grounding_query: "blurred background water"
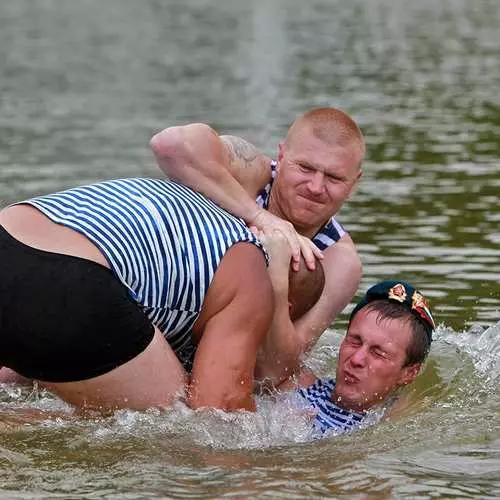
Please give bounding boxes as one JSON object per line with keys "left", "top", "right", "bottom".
{"left": 0, "top": 0, "right": 499, "bottom": 498}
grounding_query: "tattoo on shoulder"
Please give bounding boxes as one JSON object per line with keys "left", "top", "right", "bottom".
{"left": 220, "top": 135, "right": 260, "bottom": 169}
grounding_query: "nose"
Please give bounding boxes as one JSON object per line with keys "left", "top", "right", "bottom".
{"left": 307, "top": 171, "right": 325, "bottom": 195}
{"left": 349, "top": 346, "right": 368, "bottom": 367}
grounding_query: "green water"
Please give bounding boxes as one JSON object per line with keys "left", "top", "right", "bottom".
{"left": 0, "top": 0, "right": 499, "bottom": 497}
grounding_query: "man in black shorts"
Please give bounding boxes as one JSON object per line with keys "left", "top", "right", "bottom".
{"left": 0, "top": 178, "right": 274, "bottom": 413}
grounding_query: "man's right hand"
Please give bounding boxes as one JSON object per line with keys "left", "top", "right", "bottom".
{"left": 250, "top": 208, "right": 323, "bottom": 272}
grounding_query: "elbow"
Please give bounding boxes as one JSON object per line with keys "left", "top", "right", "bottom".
{"left": 150, "top": 123, "right": 216, "bottom": 159}
{"left": 150, "top": 128, "right": 172, "bottom": 158}
{"left": 150, "top": 123, "right": 220, "bottom": 179}
{"left": 149, "top": 125, "right": 184, "bottom": 160}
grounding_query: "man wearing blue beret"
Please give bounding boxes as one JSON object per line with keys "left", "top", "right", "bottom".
{"left": 280, "top": 280, "right": 436, "bottom": 435}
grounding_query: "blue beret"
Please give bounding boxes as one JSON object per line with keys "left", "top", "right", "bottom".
{"left": 349, "top": 280, "right": 435, "bottom": 342}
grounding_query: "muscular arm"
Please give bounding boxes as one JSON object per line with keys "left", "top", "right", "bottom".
{"left": 150, "top": 124, "right": 271, "bottom": 225}
{"left": 189, "top": 243, "right": 274, "bottom": 411}
{"left": 151, "top": 124, "right": 322, "bottom": 269}
{"left": 255, "top": 234, "right": 362, "bottom": 387}
{"left": 151, "top": 123, "right": 361, "bottom": 386}
{"left": 293, "top": 234, "right": 362, "bottom": 352}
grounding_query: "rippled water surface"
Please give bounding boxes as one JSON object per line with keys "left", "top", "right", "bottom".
{"left": 1, "top": 0, "right": 499, "bottom": 497}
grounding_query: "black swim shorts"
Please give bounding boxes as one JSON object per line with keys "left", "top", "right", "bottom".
{"left": 0, "top": 225, "right": 155, "bottom": 382}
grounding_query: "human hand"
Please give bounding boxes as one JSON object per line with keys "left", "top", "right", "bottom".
{"left": 250, "top": 208, "right": 323, "bottom": 271}
{"left": 250, "top": 227, "right": 291, "bottom": 292}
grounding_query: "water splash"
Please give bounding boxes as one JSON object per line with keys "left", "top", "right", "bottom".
{"left": 441, "top": 320, "right": 500, "bottom": 385}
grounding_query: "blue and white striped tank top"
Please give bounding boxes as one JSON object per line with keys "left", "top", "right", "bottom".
{"left": 24, "top": 178, "right": 265, "bottom": 356}
{"left": 256, "top": 161, "right": 347, "bottom": 251}
{"left": 297, "top": 378, "right": 364, "bottom": 434}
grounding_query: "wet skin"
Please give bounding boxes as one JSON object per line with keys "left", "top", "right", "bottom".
{"left": 333, "top": 308, "right": 420, "bottom": 412}
{"left": 269, "top": 129, "right": 362, "bottom": 238}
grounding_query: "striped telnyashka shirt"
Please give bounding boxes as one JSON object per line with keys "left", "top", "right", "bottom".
{"left": 297, "top": 378, "right": 364, "bottom": 434}
{"left": 24, "top": 178, "right": 266, "bottom": 357}
{"left": 255, "top": 160, "right": 347, "bottom": 250}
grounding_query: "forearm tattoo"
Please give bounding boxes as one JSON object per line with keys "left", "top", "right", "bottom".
{"left": 220, "top": 135, "right": 260, "bottom": 169}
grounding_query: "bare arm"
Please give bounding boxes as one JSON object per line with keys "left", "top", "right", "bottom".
{"left": 150, "top": 124, "right": 323, "bottom": 269}
{"left": 150, "top": 124, "right": 270, "bottom": 223}
{"left": 219, "top": 134, "right": 272, "bottom": 183}
{"left": 253, "top": 229, "right": 297, "bottom": 388}
{"left": 255, "top": 234, "right": 362, "bottom": 387}
{"left": 293, "top": 235, "right": 362, "bottom": 352}
{"left": 188, "top": 243, "right": 274, "bottom": 411}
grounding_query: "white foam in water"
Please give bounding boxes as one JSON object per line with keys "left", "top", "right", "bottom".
{"left": 0, "top": 334, "right": 344, "bottom": 448}
{"left": 475, "top": 319, "right": 500, "bottom": 379}
{"left": 94, "top": 393, "right": 318, "bottom": 449}
{"left": 441, "top": 320, "right": 500, "bottom": 384}
{"left": 0, "top": 378, "right": 320, "bottom": 448}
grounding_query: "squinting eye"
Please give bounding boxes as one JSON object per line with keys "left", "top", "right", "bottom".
{"left": 346, "top": 336, "right": 361, "bottom": 346}
{"left": 298, "top": 164, "right": 313, "bottom": 172}
{"left": 325, "top": 173, "right": 340, "bottom": 182}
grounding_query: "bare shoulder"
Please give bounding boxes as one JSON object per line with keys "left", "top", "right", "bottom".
{"left": 220, "top": 135, "right": 263, "bottom": 169}
{"left": 193, "top": 243, "right": 273, "bottom": 342}
{"left": 219, "top": 135, "right": 273, "bottom": 195}
{"left": 322, "top": 234, "right": 362, "bottom": 277}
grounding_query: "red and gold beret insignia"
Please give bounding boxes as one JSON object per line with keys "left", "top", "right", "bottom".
{"left": 388, "top": 283, "right": 407, "bottom": 303}
{"left": 411, "top": 291, "right": 436, "bottom": 330}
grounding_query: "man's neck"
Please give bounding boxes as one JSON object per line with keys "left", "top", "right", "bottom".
{"left": 267, "top": 193, "right": 321, "bottom": 240}
{"left": 331, "top": 389, "right": 367, "bottom": 415}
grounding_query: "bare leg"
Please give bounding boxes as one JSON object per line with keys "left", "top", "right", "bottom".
{"left": 0, "top": 207, "right": 187, "bottom": 413}
{"left": 0, "top": 367, "right": 32, "bottom": 385}
{"left": 41, "top": 329, "right": 187, "bottom": 412}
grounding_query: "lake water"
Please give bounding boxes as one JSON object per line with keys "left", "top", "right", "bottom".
{"left": 0, "top": 0, "right": 499, "bottom": 497}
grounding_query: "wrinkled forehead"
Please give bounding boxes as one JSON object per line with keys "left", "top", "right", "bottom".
{"left": 286, "top": 125, "right": 363, "bottom": 171}
{"left": 348, "top": 306, "right": 414, "bottom": 347}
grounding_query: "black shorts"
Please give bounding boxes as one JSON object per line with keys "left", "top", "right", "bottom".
{"left": 0, "top": 225, "right": 155, "bottom": 382}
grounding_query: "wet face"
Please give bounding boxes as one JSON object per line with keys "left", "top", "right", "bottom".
{"left": 333, "top": 308, "right": 421, "bottom": 412}
{"left": 271, "top": 128, "right": 362, "bottom": 237}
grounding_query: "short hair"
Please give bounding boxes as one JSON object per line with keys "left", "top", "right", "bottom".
{"left": 288, "top": 257, "right": 325, "bottom": 322}
{"left": 285, "top": 107, "right": 366, "bottom": 164}
{"left": 349, "top": 300, "right": 431, "bottom": 366}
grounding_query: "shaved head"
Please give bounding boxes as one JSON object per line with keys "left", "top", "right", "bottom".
{"left": 285, "top": 107, "right": 365, "bottom": 168}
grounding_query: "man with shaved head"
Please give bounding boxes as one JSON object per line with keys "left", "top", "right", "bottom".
{"left": 151, "top": 107, "right": 365, "bottom": 387}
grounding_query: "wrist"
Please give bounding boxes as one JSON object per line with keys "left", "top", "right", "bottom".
{"left": 248, "top": 206, "right": 266, "bottom": 227}
{"left": 272, "top": 286, "right": 289, "bottom": 305}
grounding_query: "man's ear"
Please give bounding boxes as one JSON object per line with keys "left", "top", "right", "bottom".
{"left": 345, "top": 168, "right": 362, "bottom": 202}
{"left": 355, "top": 167, "right": 363, "bottom": 183}
{"left": 398, "top": 363, "right": 421, "bottom": 387}
{"left": 277, "top": 143, "right": 285, "bottom": 165}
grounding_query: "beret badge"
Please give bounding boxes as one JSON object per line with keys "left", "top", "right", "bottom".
{"left": 388, "top": 283, "right": 407, "bottom": 303}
